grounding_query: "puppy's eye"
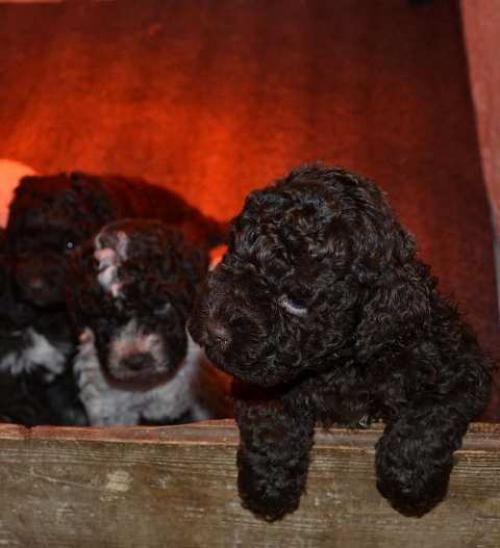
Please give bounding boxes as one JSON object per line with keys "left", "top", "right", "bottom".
{"left": 65, "top": 240, "right": 75, "bottom": 252}
{"left": 278, "top": 295, "right": 308, "bottom": 317}
{"left": 154, "top": 302, "right": 172, "bottom": 317}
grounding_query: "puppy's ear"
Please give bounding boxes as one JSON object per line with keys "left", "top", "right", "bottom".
{"left": 165, "top": 228, "right": 209, "bottom": 290}
{"left": 65, "top": 244, "right": 90, "bottom": 330}
{"left": 353, "top": 229, "right": 434, "bottom": 361}
{"left": 184, "top": 246, "right": 210, "bottom": 290}
{"left": 65, "top": 241, "right": 114, "bottom": 331}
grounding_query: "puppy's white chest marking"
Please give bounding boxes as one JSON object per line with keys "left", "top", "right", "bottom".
{"left": 74, "top": 329, "right": 209, "bottom": 426}
{"left": 0, "top": 328, "right": 68, "bottom": 379}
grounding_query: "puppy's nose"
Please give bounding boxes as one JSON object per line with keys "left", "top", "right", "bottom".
{"left": 121, "top": 353, "right": 155, "bottom": 373}
{"left": 206, "top": 320, "right": 231, "bottom": 349}
{"left": 29, "top": 277, "right": 44, "bottom": 290}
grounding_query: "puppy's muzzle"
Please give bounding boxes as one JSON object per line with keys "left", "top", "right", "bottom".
{"left": 205, "top": 320, "right": 231, "bottom": 351}
{"left": 120, "top": 352, "right": 156, "bottom": 375}
{"left": 13, "top": 254, "right": 65, "bottom": 306}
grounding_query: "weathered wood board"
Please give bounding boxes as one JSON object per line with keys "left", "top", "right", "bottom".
{"left": 0, "top": 420, "right": 499, "bottom": 547}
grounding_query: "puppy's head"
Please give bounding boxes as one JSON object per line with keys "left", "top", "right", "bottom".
{"left": 189, "top": 165, "right": 432, "bottom": 388}
{"left": 7, "top": 172, "right": 112, "bottom": 307}
{"left": 68, "top": 219, "right": 208, "bottom": 390}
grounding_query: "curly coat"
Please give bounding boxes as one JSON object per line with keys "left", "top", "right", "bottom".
{"left": 189, "top": 165, "right": 492, "bottom": 521}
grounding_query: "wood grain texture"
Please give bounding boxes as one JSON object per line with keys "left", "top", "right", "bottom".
{"left": 0, "top": 420, "right": 499, "bottom": 547}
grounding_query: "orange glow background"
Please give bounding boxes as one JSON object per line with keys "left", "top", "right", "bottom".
{"left": 0, "top": 1, "right": 497, "bottom": 363}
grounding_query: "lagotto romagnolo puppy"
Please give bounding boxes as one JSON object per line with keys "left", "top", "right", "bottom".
{"left": 189, "top": 165, "right": 492, "bottom": 521}
{"left": 0, "top": 229, "right": 86, "bottom": 425}
{"left": 0, "top": 228, "right": 73, "bottom": 381}
{"left": 6, "top": 171, "right": 225, "bottom": 309}
{"left": 67, "top": 219, "right": 231, "bottom": 426}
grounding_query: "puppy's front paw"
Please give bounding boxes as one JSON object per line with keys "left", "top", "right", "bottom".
{"left": 238, "top": 449, "right": 308, "bottom": 522}
{"left": 234, "top": 400, "right": 314, "bottom": 521}
{"left": 375, "top": 426, "right": 454, "bottom": 516}
{"left": 237, "top": 452, "right": 303, "bottom": 521}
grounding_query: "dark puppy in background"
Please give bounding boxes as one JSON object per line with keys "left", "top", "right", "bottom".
{"left": 67, "top": 219, "right": 231, "bottom": 425}
{"left": 190, "top": 165, "right": 491, "bottom": 521}
{"left": 6, "top": 171, "right": 225, "bottom": 309}
{"left": 0, "top": 229, "right": 86, "bottom": 425}
{"left": 0, "top": 228, "right": 72, "bottom": 381}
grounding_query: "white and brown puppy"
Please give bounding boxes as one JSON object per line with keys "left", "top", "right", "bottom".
{"left": 67, "top": 219, "right": 231, "bottom": 426}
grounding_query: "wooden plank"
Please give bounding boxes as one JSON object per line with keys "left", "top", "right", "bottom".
{"left": 0, "top": 421, "right": 499, "bottom": 547}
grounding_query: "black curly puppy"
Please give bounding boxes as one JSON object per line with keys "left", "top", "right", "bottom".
{"left": 67, "top": 218, "right": 229, "bottom": 425}
{"left": 189, "top": 165, "right": 492, "bottom": 521}
{"left": 0, "top": 229, "right": 86, "bottom": 426}
{"left": 0, "top": 228, "right": 74, "bottom": 380}
{"left": 6, "top": 171, "right": 224, "bottom": 308}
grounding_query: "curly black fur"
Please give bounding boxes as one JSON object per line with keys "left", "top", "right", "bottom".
{"left": 6, "top": 171, "right": 225, "bottom": 308}
{"left": 189, "top": 165, "right": 492, "bottom": 521}
{"left": 0, "top": 228, "right": 86, "bottom": 426}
